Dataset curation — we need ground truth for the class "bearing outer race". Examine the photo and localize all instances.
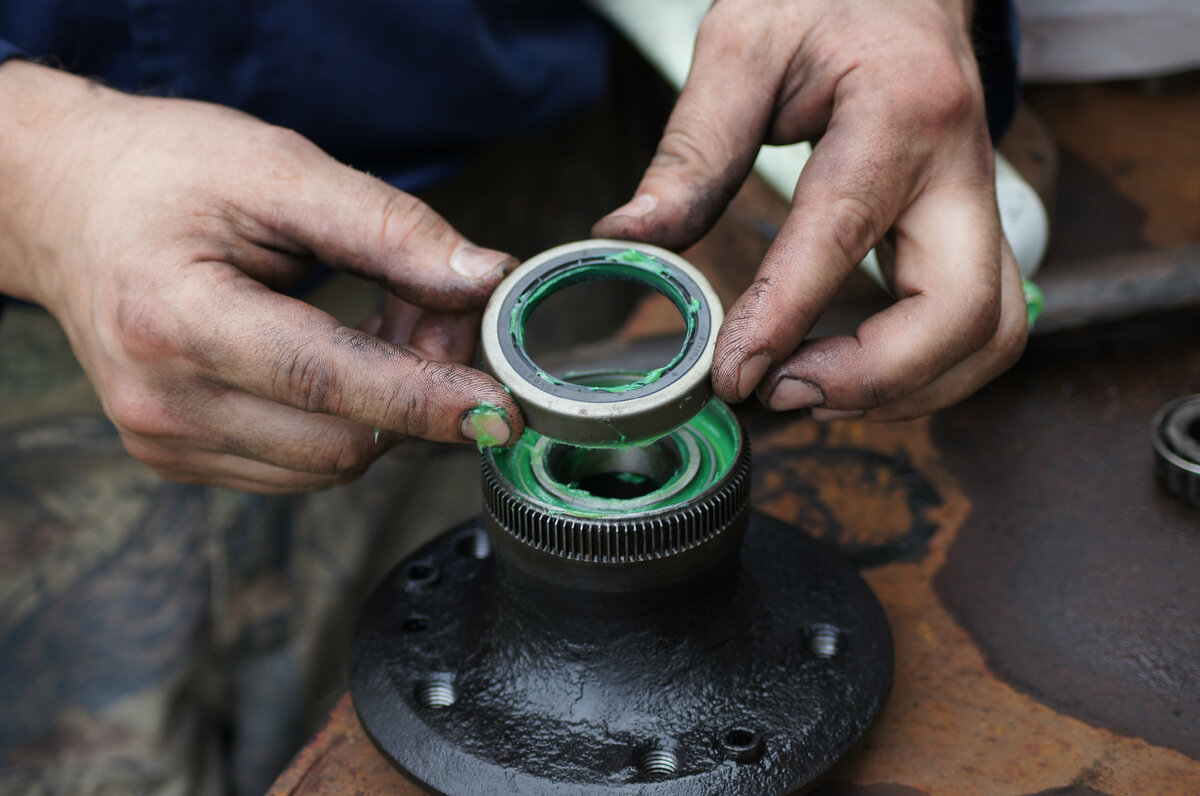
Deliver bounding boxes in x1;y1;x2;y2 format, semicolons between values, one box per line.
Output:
481;240;723;444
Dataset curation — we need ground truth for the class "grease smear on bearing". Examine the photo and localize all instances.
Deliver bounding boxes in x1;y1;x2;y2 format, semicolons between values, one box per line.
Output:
509;249;703;393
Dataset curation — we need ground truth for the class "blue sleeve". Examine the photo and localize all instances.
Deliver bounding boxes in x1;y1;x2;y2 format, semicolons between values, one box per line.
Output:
0;39;23;317
0;37;25;65
973;0;1020;143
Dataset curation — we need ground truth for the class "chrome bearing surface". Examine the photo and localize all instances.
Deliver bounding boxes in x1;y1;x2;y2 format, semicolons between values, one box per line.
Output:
481;239;724;444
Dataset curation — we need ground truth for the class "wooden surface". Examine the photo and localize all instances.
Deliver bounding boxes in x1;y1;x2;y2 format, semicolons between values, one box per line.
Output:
269;76;1200;796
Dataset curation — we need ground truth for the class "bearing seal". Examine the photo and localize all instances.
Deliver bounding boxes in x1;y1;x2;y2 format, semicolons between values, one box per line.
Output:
481;240;724;444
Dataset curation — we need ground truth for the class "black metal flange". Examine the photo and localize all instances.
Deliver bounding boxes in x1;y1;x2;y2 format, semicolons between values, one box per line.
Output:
349;510;893;795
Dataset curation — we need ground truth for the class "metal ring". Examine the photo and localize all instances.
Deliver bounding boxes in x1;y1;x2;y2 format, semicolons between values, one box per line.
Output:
481;239;724;444
528;426;704;514
1153;394;1200;507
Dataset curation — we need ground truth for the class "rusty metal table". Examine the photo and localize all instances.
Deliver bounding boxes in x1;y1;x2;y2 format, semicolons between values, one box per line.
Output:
269;75;1200;796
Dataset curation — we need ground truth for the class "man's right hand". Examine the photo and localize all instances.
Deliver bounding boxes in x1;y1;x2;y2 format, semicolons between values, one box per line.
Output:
0;60;522;493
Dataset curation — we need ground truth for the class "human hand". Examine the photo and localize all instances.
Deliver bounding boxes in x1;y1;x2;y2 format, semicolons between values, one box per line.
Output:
0;60;521;492
594;0;1027;421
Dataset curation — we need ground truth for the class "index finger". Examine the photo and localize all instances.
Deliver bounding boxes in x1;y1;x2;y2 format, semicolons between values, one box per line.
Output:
760;182;1004;413
710;99;926;402
235;128;518;313
184;265;523;446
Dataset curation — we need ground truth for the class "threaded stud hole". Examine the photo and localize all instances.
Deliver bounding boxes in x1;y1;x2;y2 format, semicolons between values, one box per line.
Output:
415;679;457;709
454;530;491;560
809;624;841;657
638;748;679;778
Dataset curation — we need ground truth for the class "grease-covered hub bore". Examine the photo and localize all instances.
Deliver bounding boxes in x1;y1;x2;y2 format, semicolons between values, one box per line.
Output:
481;240;723;445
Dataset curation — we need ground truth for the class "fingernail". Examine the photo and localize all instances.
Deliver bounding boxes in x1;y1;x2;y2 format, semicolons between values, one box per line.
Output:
768;377;824;410
736;352;771;401
461;404;512;449
811;408;865;422
451;243;517;280
607;194;658;219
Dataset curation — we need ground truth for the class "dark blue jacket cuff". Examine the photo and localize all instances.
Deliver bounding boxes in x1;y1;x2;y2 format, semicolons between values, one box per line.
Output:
0;39;27;318
974;0;1021;143
0;38;26;65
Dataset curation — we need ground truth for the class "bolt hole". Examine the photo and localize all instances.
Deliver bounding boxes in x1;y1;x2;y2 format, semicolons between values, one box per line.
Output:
638;748;679;778
415;679;457;710
402;615;428;633
723;727;756;750
809;624;841;658
1188;416;1200;444
404;560;439;590
454;531;491;560
719;725;764;762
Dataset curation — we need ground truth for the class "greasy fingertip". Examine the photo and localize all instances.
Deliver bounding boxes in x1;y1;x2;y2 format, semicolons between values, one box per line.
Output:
601;194;659;223
762;376;825;411
711;346;767;403
592;180;736;253
450;243;519;282
460;402;519;449
736;351;772;402
710;352;743;403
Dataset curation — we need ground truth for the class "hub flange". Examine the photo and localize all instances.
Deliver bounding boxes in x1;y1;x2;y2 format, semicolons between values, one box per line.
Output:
349;509;892;795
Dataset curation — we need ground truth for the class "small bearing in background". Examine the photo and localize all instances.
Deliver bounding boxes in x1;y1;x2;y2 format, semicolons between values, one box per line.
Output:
481;239;724;445
1153;394;1200;507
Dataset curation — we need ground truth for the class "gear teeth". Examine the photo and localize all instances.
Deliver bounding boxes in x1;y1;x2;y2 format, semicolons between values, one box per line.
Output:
482;442;751;563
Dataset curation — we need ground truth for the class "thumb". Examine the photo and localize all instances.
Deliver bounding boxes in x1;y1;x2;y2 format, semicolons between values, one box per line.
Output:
253;136;517;312
593;17;775;250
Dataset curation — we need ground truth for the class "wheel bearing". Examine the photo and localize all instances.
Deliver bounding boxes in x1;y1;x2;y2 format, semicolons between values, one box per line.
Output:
481;240;723;445
1153;394;1200;507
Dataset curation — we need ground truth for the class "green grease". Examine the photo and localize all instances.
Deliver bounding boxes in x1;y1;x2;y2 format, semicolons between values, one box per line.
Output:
486;397;740;518
610;248;661;267
466;403;511;450
1022;278;1044;330
509;249;703;393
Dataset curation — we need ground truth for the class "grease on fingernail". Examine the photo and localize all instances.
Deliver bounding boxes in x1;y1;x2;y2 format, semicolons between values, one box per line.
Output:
461;404;512;449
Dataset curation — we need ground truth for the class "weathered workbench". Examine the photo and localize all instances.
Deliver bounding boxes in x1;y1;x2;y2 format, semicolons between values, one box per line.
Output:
268;73;1200;795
